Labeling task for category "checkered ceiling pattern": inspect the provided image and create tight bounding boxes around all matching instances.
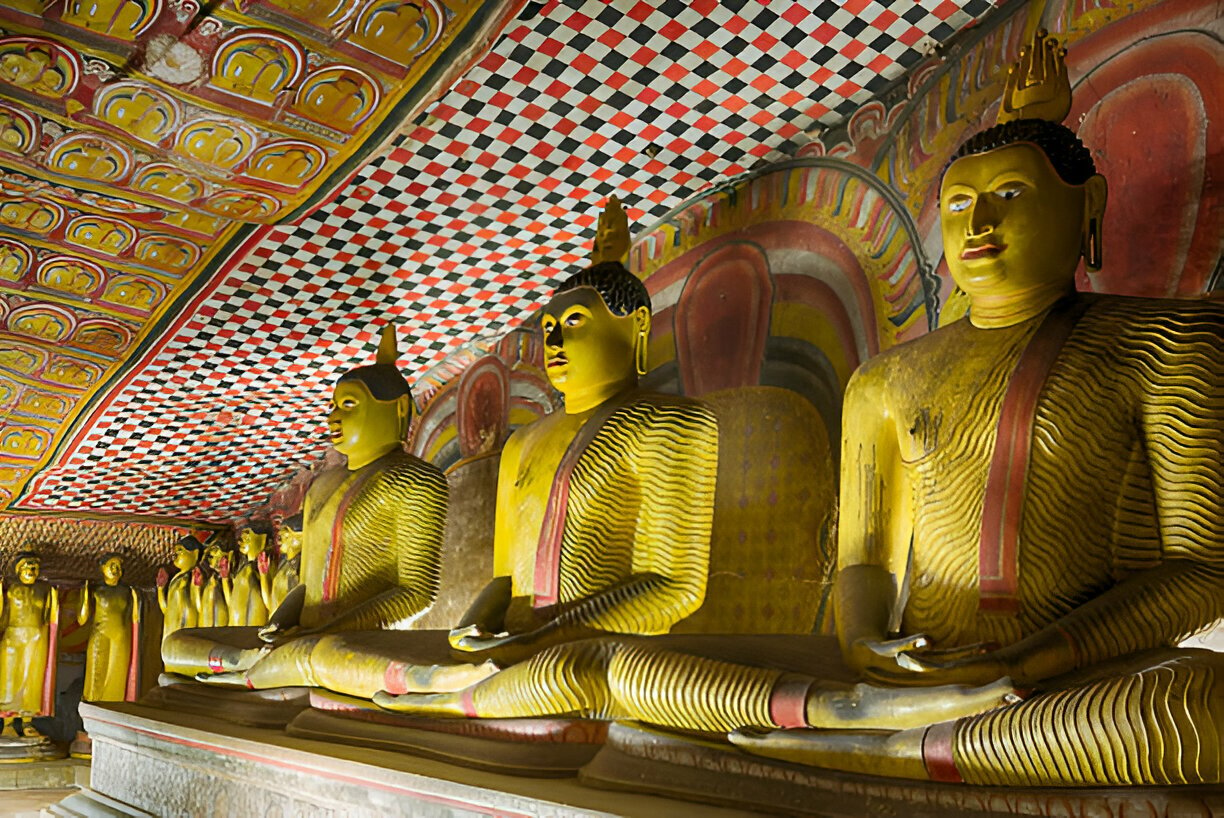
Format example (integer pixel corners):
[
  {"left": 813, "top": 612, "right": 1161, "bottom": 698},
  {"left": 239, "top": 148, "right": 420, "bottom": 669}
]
[{"left": 19, "top": 0, "right": 993, "bottom": 520}]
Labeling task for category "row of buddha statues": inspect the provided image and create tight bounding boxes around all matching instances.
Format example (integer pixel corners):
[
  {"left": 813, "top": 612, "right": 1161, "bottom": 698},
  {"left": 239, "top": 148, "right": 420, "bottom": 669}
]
[
  {"left": 3, "top": 34, "right": 1221, "bottom": 792},
  {"left": 0, "top": 527, "right": 302, "bottom": 745}
]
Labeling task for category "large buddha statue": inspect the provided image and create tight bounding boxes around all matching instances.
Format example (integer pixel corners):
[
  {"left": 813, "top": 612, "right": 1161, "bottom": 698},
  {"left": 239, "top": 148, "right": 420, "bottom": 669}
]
[
  {"left": 0, "top": 552, "right": 58, "bottom": 738},
  {"left": 550, "top": 33, "right": 1223, "bottom": 789},
  {"left": 164, "top": 326, "right": 449, "bottom": 683}
]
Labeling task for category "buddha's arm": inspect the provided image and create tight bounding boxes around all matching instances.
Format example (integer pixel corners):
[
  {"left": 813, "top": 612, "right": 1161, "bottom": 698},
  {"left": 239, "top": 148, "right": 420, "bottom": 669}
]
[
  {"left": 833, "top": 367, "right": 916, "bottom": 671},
  {"left": 317, "top": 466, "right": 448, "bottom": 632},
  {"left": 76, "top": 582, "right": 91, "bottom": 626},
  {"left": 543, "top": 403, "right": 720, "bottom": 637}
]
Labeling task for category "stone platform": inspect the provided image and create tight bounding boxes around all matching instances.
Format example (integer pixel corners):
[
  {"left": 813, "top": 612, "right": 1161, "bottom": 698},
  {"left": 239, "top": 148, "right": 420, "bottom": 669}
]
[{"left": 71, "top": 703, "right": 754, "bottom": 817}]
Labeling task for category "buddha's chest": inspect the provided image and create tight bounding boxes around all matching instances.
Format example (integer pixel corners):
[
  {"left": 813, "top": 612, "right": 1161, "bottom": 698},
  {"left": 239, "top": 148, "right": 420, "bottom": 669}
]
[
  {"left": 94, "top": 588, "right": 131, "bottom": 620},
  {"left": 6, "top": 586, "right": 44, "bottom": 621}
]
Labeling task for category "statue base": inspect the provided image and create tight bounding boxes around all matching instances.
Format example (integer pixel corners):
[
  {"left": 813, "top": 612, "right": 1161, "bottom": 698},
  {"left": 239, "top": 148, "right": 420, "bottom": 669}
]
[
  {"left": 0, "top": 733, "right": 67, "bottom": 763},
  {"left": 141, "top": 675, "right": 309, "bottom": 728},
  {"left": 69, "top": 730, "right": 91, "bottom": 759},
  {"left": 582, "top": 721, "right": 1224, "bottom": 817},
  {"left": 287, "top": 690, "right": 607, "bottom": 777},
  {"left": 73, "top": 702, "right": 740, "bottom": 817}
]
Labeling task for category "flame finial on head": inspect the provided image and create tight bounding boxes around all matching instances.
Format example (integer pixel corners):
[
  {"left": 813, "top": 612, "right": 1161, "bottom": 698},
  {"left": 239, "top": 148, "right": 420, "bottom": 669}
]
[
  {"left": 590, "top": 196, "right": 630, "bottom": 265},
  {"left": 376, "top": 323, "right": 399, "bottom": 366},
  {"left": 997, "top": 29, "right": 1072, "bottom": 125}
]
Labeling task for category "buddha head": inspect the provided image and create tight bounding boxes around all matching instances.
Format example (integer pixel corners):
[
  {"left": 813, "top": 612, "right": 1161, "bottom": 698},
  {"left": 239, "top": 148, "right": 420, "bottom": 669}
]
[
  {"left": 13, "top": 551, "right": 39, "bottom": 585},
  {"left": 99, "top": 553, "right": 124, "bottom": 586},
  {"left": 172, "top": 535, "right": 202, "bottom": 572},
  {"left": 544, "top": 260, "right": 651, "bottom": 413},
  {"left": 940, "top": 119, "right": 1106, "bottom": 303},
  {"left": 278, "top": 514, "right": 303, "bottom": 560},
  {"left": 238, "top": 525, "right": 269, "bottom": 560},
  {"left": 203, "top": 543, "right": 227, "bottom": 570},
  {"left": 330, "top": 325, "right": 413, "bottom": 469}
]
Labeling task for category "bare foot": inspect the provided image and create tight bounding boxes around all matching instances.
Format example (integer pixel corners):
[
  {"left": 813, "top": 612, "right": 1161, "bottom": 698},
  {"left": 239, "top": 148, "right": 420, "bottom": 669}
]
[
  {"left": 372, "top": 690, "right": 468, "bottom": 717},
  {"left": 20, "top": 723, "right": 40, "bottom": 739},
  {"left": 730, "top": 726, "right": 927, "bottom": 779},
  {"left": 806, "top": 676, "right": 1020, "bottom": 730},
  {"left": 194, "top": 671, "right": 249, "bottom": 688}
]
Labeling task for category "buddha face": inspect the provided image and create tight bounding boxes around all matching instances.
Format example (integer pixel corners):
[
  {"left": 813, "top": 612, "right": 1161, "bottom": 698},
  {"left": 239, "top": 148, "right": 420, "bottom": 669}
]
[
  {"left": 940, "top": 143, "right": 1105, "bottom": 299},
  {"left": 173, "top": 543, "right": 199, "bottom": 571},
  {"left": 238, "top": 529, "right": 266, "bottom": 558},
  {"left": 15, "top": 557, "right": 39, "bottom": 584},
  {"left": 541, "top": 286, "right": 645, "bottom": 401},
  {"left": 328, "top": 380, "right": 405, "bottom": 463},
  {"left": 278, "top": 527, "right": 302, "bottom": 559},
  {"left": 100, "top": 556, "right": 123, "bottom": 585}
]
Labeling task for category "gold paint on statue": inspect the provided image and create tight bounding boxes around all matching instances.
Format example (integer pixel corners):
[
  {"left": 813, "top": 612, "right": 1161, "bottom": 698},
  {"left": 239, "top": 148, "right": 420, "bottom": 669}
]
[
  {"left": 156, "top": 537, "right": 202, "bottom": 645},
  {"left": 262, "top": 516, "right": 302, "bottom": 615},
  {"left": 0, "top": 553, "right": 58, "bottom": 736},
  {"left": 226, "top": 529, "right": 270, "bottom": 627},
  {"left": 710, "top": 33, "right": 1224, "bottom": 787},
  {"left": 77, "top": 554, "right": 140, "bottom": 702},
  {"left": 195, "top": 544, "right": 230, "bottom": 629},
  {"left": 162, "top": 326, "right": 449, "bottom": 685}
]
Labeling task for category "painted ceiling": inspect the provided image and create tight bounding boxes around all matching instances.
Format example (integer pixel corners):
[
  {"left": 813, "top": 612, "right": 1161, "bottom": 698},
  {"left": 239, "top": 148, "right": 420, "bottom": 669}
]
[{"left": 0, "top": 0, "right": 992, "bottom": 523}]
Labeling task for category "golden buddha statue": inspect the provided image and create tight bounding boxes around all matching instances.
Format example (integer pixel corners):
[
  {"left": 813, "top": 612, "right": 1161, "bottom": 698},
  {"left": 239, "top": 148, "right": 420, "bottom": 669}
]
[
  {"left": 225, "top": 527, "right": 270, "bottom": 628},
  {"left": 163, "top": 326, "right": 449, "bottom": 685},
  {"left": 0, "top": 552, "right": 58, "bottom": 737},
  {"left": 155, "top": 536, "right": 202, "bottom": 645},
  {"left": 359, "top": 201, "right": 742, "bottom": 720},
  {"left": 535, "top": 33, "right": 1222, "bottom": 789},
  {"left": 77, "top": 554, "right": 140, "bottom": 702},
  {"left": 261, "top": 514, "right": 302, "bottom": 615},
  {"left": 194, "top": 544, "right": 230, "bottom": 629}
]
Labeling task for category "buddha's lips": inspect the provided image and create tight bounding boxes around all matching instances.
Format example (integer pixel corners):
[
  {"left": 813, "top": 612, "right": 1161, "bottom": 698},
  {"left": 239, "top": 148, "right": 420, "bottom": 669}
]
[
  {"left": 546, "top": 357, "right": 567, "bottom": 368},
  {"left": 960, "top": 243, "right": 1005, "bottom": 260}
]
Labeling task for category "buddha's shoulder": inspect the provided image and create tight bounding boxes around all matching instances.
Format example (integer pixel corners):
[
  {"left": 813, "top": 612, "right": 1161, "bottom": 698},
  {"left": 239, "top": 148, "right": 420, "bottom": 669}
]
[
  {"left": 1082, "top": 293, "right": 1224, "bottom": 326},
  {"left": 371, "top": 451, "right": 447, "bottom": 497},
  {"left": 620, "top": 390, "right": 718, "bottom": 429},
  {"left": 849, "top": 319, "right": 973, "bottom": 388}
]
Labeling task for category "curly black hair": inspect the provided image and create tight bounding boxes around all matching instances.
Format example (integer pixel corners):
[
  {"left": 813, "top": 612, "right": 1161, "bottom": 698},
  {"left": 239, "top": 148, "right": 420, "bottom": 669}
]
[
  {"left": 945, "top": 118, "right": 1096, "bottom": 185},
  {"left": 554, "top": 261, "right": 651, "bottom": 316}
]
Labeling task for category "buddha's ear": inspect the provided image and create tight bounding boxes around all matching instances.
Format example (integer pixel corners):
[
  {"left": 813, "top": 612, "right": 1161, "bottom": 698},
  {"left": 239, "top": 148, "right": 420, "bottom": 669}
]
[
  {"left": 1082, "top": 174, "right": 1107, "bottom": 271},
  {"left": 632, "top": 305, "right": 651, "bottom": 337},
  {"left": 394, "top": 393, "right": 413, "bottom": 437},
  {"left": 1084, "top": 173, "right": 1107, "bottom": 222}
]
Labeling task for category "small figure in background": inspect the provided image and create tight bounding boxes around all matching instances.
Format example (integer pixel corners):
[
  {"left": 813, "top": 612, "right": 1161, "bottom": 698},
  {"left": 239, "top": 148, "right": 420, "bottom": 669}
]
[
  {"left": 226, "top": 526, "right": 270, "bottom": 627},
  {"left": 156, "top": 536, "right": 202, "bottom": 645},
  {"left": 195, "top": 543, "right": 231, "bottom": 629},
  {"left": 78, "top": 553, "right": 140, "bottom": 703},
  {"left": 0, "top": 551, "right": 58, "bottom": 738},
  {"left": 260, "top": 514, "right": 302, "bottom": 616}
]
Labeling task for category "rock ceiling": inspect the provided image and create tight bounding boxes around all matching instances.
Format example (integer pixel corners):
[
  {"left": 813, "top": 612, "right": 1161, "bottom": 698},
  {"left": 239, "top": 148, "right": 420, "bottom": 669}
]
[{"left": 0, "top": 0, "right": 990, "bottom": 523}]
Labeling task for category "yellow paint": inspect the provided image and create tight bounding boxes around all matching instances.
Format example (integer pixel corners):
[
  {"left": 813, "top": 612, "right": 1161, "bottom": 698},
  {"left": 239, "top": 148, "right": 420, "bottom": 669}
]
[{"left": 769, "top": 301, "right": 853, "bottom": 388}]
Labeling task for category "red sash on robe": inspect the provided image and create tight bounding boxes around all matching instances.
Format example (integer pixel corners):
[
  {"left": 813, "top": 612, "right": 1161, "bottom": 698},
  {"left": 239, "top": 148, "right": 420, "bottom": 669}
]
[
  {"left": 125, "top": 592, "right": 141, "bottom": 702},
  {"left": 321, "top": 465, "right": 380, "bottom": 604},
  {"left": 978, "top": 297, "right": 1089, "bottom": 613},
  {"left": 532, "top": 398, "right": 627, "bottom": 609},
  {"left": 41, "top": 586, "right": 58, "bottom": 716}
]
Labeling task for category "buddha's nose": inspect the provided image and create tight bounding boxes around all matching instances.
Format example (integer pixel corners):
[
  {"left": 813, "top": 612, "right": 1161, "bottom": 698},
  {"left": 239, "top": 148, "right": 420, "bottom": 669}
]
[{"left": 545, "top": 322, "right": 563, "bottom": 348}]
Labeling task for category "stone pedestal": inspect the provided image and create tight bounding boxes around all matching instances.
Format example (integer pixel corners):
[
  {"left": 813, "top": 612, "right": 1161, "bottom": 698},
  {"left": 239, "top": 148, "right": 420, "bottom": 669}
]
[
  {"left": 581, "top": 722, "right": 1224, "bottom": 818},
  {"left": 72, "top": 703, "right": 747, "bottom": 817}
]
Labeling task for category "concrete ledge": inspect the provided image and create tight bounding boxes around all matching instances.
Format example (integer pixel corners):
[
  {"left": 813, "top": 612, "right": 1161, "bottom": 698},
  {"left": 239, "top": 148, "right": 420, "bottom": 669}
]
[
  {"left": 0, "top": 758, "right": 87, "bottom": 791},
  {"left": 78, "top": 703, "right": 752, "bottom": 817}
]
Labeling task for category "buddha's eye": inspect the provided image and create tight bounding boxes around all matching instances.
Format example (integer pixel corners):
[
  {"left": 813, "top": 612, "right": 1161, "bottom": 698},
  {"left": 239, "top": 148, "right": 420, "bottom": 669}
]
[
  {"left": 996, "top": 183, "right": 1025, "bottom": 200},
  {"left": 564, "top": 313, "right": 584, "bottom": 327},
  {"left": 946, "top": 195, "right": 972, "bottom": 213}
]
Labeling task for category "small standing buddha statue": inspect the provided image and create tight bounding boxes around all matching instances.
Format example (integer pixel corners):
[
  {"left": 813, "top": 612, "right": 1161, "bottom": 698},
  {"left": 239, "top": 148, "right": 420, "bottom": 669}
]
[
  {"left": 572, "top": 32, "right": 1222, "bottom": 789},
  {"left": 77, "top": 553, "right": 140, "bottom": 703},
  {"left": 225, "top": 526, "right": 271, "bottom": 628},
  {"left": 156, "top": 536, "right": 202, "bottom": 645},
  {"left": 195, "top": 543, "right": 230, "bottom": 629},
  {"left": 260, "top": 514, "right": 302, "bottom": 615},
  {"left": 163, "top": 325, "right": 450, "bottom": 684},
  {"left": 0, "top": 551, "right": 58, "bottom": 739}
]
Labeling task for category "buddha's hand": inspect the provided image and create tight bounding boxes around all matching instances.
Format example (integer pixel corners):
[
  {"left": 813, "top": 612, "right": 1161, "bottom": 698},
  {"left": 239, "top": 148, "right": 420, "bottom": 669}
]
[
  {"left": 847, "top": 634, "right": 932, "bottom": 680},
  {"left": 258, "top": 623, "right": 314, "bottom": 646},
  {"left": 191, "top": 566, "right": 204, "bottom": 586},
  {"left": 257, "top": 552, "right": 270, "bottom": 575},
  {"left": 217, "top": 556, "right": 230, "bottom": 580},
  {"left": 448, "top": 625, "right": 519, "bottom": 654},
  {"left": 155, "top": 568, "right": 169, "bottom": 588},
  {"left": 875, "top": 640, "right": 1017, "bottom": 687}
]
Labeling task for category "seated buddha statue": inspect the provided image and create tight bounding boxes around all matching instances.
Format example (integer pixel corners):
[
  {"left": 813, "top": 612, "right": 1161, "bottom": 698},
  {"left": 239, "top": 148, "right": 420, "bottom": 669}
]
[
  {"left": 0, "top": 552, "right": 58, "bottom": 738},
  {"left": 552, "top": 33, "right": 1222, "bottom": 789},
  {"left": 164, "top": 326, "right": 449, "bottom": 682},
  {"left": 77, "top": 553, "right": 140, "bottom": 702},
  {"left": 225, "top": 526, "right": 270, "bottom": 627},
  {"left": 155, "top": 536, "right": 202, "bottom": 645}
]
